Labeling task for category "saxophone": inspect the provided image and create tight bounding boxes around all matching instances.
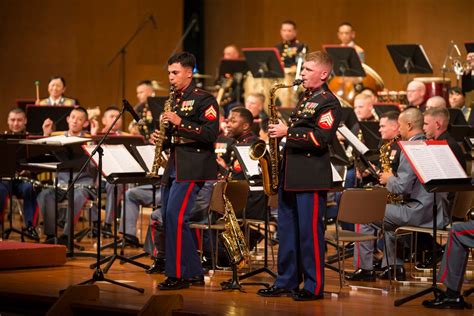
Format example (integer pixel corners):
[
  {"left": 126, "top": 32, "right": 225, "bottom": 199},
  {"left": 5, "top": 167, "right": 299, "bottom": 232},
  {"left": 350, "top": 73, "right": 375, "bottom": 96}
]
[
  {"left": 219, "top": 189, "right": 250, "bottom": 270},
  {"left": 147, "top": 86, "right": 175, "bottom": 178},
  {"left": 249, "top": 79, "right": 303, "bottom": 195},
  {"left": 379, "top": 136, "right": 403, "bottom": 204}
]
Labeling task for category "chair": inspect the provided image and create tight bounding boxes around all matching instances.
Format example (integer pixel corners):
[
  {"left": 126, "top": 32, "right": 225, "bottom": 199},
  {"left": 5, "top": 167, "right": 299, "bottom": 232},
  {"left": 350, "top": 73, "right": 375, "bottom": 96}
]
[
  {"left": 189, "top": 180, "right": 249, "bottom": 271},
  {"left": 324, "top": 187, "right": 389, "bottom": 293},
  {"left": 393, "top": 190, "right": 474, "bottom": 283}
]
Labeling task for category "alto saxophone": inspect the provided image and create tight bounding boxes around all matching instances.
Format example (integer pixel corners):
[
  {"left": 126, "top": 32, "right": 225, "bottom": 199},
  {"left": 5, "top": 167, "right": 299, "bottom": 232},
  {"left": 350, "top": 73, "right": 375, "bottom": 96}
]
[
  {"left": 219, "top": 188, "right": 250, "bottom": 270},
  {"left": 379, "top": 136, "right": 403, "bottom": 204},
  {"left": 249, "top": 79, "right": 303, "bottom": 195},
  {"left": 147, "top": 86, "right": 175, "bottom": 178}
]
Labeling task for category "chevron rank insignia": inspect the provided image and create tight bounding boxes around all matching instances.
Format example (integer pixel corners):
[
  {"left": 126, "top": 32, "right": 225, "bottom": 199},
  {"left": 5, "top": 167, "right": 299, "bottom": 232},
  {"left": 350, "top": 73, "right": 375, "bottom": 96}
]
[
  {"left": 318, "top": 110, "right": 334, "bottom": 129},
  {"left": 204, "top": 105, "right": 217, "bottom": 120}
]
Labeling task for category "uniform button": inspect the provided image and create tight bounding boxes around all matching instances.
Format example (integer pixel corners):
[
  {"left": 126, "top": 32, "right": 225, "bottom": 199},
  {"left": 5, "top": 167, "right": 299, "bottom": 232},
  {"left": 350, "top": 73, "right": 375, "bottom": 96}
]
[
  {"left": 181, "top": 124, "right": 184, "bottom": 127},
  {"left": 291, "top": 123, "right": 294, "bottom": 127},
  {"left": 296, "top": 133, "right": 299, "bottom": 137},
  {"left": 188, "top": 125, "right": 192, "bottom": 128},
  {"left": 288, "top": 133, "right": 292, "bottom": 136},
  {"left": 195, "top": 128, "right": 199, "bottom": 131},
  {"left": 297, "top": 111, "right": 301, "bottom": 114},
  {"left": 306, "top": 153, "right": 310, "bottom": 157},
  {"left": 303, "top": 134, "right": 307, "bottom": 138},
  {"left": 303, "top": 115, "right": 307, "bottom": 117},
  {"left": 197, "top": 149, "right": 201, "bottom": 152}
]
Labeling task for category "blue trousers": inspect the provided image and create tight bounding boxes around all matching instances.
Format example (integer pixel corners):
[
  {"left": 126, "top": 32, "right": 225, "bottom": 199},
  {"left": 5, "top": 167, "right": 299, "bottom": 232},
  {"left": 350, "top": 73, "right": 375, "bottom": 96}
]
[
  {"left": 0, "top": 180, "right": 38, "bottom": 227},
  {"left": 275, "top": 188, "right": 327, "bottom": 295},
  {"left": 162, "top": 178, "right": 204, "bottom": 279}
]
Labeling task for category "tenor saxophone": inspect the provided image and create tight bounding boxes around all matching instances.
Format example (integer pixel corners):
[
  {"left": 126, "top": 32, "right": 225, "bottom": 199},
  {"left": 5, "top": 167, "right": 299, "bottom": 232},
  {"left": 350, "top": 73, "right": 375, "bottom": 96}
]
[
  {"left": 249, "top": 79, "right": 303, "bottom": 195},
  {"left": 379, "top": 136, "right": 403, "bottom": 204},
  {"left": 147, "top": 86, "right": 175, "bottom": 178}
]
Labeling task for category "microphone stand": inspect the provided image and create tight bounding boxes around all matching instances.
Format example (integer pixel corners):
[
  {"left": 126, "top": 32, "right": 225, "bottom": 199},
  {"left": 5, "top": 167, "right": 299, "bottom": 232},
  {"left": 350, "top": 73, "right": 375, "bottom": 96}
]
[
  {"left": 108, "top": 15, "right": 155, "bottom": 100},
  {"left": 68, "top": 100, "right": 144, "bottom": 293},
  {"left": 164, "top": 18, "right": 197, "bottom": 69}
]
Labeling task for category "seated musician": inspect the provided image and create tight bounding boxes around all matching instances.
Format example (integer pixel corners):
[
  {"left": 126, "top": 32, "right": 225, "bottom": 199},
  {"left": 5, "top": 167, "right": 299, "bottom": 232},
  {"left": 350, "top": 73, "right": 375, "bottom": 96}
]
[
  {"left": 128, "top": 80, "right": 155, "bottom": 138},
  {"left": 337, "top": 22, "right": 365, "bottom": 62},
  {"left": 0, "top": 108, "right": 39, "bottom": 239},
  {"left": 38, "top": 106, "right": 98, "bottom": 243},
  {"left": 217, "top": 44, "right": 244, "bottom": 117},
  {"left": 348, "top": 108, "right": 449, "bottom": 281},
  {"left": 244, "top": 93, "right": 269, "bottom": 140},
  {"left": 425, "top": 96, "right": 447, "bottom": 110},
  {"left": 406, "top": 80, "right": 427, "bottom": 111},
  {"left": 36, "top": 76, "right": 76, "bottom": 106},
  {"left": 449, "top": 87, "right": 474, "bottom": 125}
]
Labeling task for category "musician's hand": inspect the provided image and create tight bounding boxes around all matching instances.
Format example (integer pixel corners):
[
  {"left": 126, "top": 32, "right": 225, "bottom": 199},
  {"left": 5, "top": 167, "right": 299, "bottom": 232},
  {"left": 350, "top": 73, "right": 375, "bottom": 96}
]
[
  {"left": 336, "top": 131, "right": 346, "bottom": 142},
  {"left": 162, "top": 112, "right": 182, "bottom": 126},
  {"left": 268, "top": 120, "right": 288, "bottom": 138},
  {"left": 89, "top": 118, "right": 99, "bottom": 136},
  {"left": 379, "top": 170, "right": 393, "bottom": 185},
  {"left": 216, "top": 156, "right": 227, "bottom": 169},
  {"left": 42, "top": 118, "right": 54, "bottom": 136},
  {"left": 150, "top": 129, "right": 166, "bottom": 146}
]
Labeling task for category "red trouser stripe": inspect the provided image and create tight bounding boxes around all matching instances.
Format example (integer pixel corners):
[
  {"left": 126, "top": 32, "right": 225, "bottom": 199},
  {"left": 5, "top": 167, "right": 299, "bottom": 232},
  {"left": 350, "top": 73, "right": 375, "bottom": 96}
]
[
  {"left": 195, "top": 229, "right": 202, "bottom": 251},
  {"left": 312, "top": 192, "right": 321, "bottom": 295},
  {"left": 32, "top": 205, "right": 39, "bottom": 226},
  {"left": 440, "top": 228, "right": 474, "bottom": 283},
  {"left": 176, "top": 182, "right": 195, "bottom": 278},
  {"left": 151, "top": 220, "right": 158, "bottom": 257}
]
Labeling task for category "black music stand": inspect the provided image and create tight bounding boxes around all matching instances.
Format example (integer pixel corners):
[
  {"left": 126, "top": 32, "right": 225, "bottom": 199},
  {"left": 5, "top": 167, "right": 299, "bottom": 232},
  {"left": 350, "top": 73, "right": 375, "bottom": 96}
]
[
  {"left": 147, "top": 96, "right": 167, "bottom": 129},
  {"left": 25, "top": 105, "right": 72, "bottom": 135},
  {"left": 359, "top": 121, "right": 382, "bottom": 151},
  {"left": 373, "top": 103, "right": 401, "bottom": 117},
  {"left": 448, "top": 108, "right": 468, "bottom": 126},
  {"left": 387, "top": 44, "right": 432, "bottom": 86},
  {"left": 340, "top": 107, "right": 359, "bottom": 130},
  {"left": 323, "top": 45, "right": 365, "bottom": 77},
  {"left": 242, "top": 48, "right": 285, "bottom": 79},
  {"left": 464, "top": 42, "right": 474, "bottom": 53},
  {"left": 218, "top": 59, "right": 249, "bottom": 77}
]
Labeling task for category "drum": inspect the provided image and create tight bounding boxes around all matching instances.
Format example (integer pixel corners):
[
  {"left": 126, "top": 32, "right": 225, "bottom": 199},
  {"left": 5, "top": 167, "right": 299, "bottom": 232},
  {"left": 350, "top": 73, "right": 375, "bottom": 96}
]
[
  {"left": 413, "top": 77, "right": 450, "bottom": 103},
  {"left": 328, "top": 63, "right": 384, "bottom": 105}
]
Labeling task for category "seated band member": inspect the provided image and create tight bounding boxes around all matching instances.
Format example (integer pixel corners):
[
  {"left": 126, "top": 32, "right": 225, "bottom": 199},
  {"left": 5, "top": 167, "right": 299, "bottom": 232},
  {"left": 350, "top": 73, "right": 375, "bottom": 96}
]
[
  {"left": 422, "top": 220, "right": 473, "bottom": 310},
  {"left": 218, "top": 44, "right": 245, "bottom": 116},
  {"left": 425, "top": 96, "right": 447, "bottom": 110},
  {"left": 348, "top": 108, "right": 449, "bottom": 281},
  {"left": 38, "top": 107, "right": 97, "bottom": 242},
  {"left": 449, "top": 86, "right": 474, "bottom": 125},
  {"left": 155, "top": 52, "right": 219, "bottom": 290},
  {"left": 36, "top": 76, "right": 76, "bottom": 106},
  {"left": 258, "top": 51, "right": 342, "bottom": 301},
  {"left": 0, "top": 108, "right": 39, "bottom": 239},
  {"left": 244, "top": 93, "right": 269, "bottom": 140},
  {"left": 337, "top": 22, "right": 365, "bottom": 62},
  {"left": 406, "top": 80, "right": 427, "bottom": 111}
]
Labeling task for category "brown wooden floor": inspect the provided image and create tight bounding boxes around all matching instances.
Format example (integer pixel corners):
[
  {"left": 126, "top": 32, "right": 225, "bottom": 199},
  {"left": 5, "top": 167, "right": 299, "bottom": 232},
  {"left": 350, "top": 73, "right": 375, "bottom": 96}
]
[{"left": 1, "top": 214, "right": 474, "bottom": 315}]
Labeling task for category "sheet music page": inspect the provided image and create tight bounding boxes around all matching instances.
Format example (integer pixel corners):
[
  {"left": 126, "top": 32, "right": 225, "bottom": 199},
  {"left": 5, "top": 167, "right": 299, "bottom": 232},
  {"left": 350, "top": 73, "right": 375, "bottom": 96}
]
[
  {"left": 83, "top": 144, "right": 144, "bottom": 176},
  {"left": 331, "top": 163, "right": 343, "bottom": 182},
  {"left": 136, "top": 145, "right": 165, "bottom": 175},
  {"left": 419, "top": 44, "right": 433, "bottom": 70},
  {"left": 337, "top": 125, "right": 369, "bottom": 155},
  {"left": 22, "top": 135, "right": 91, "bottom": 145},
  {"left": 234, "top": 145, "right": 261, "bottom": 177},
  {"left": 428, "top": 144, "right": 467, "bottom": 179}
]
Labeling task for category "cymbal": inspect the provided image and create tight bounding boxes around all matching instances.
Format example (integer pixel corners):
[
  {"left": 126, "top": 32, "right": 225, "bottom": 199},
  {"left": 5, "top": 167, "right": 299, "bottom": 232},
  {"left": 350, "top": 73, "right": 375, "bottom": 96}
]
[
  {"left": 192, "top": 73, "right": 212, "bottom": 79},
  {"left": 151, "top": 80, "right": 167, "bottom": 91}
]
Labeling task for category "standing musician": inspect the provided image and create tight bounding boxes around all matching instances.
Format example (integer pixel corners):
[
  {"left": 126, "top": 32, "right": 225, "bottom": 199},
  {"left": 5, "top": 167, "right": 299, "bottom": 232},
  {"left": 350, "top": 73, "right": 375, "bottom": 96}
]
[
  {"left": 337, "top": 22, "right": 365, "bottom": 62},
  {"left": 36, "top": 76, "right": 76, "bottom": 106},
  {"left": 152, "top": 52, "right": 219, "bottom": 290},
  {"left": 217, "top": 44, "right": 245, "bottom": 116},
  {"left": 258, "top": 51, "right": 342, "bottom": 301},
  {"left": 275, "top": 20, "right": 307, "bottom": 108}
]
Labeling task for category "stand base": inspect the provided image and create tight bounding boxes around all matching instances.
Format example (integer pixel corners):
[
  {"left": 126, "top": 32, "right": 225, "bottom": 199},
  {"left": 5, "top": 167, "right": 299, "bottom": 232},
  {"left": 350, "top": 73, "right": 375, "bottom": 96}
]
[
  {"left": 239, "top": 266, "right": 276, "bottom": 282},
  {"left": 90, "top": 254, "right": 149, "bottom": 273},
  {"left": 78, "top": 268, "right": 144, "bottom": 293},
  {"left": 3, "top": 227, "right": 39, "bottom": 242},
  {"left": 464, "top": 288, "right": 474, "bottom": 297},
  {"left": 221, "top": 265, "right": 245, "bottom": 292},
  {"left": 394, "top": 285, "right": 444, "bottom": 306}
]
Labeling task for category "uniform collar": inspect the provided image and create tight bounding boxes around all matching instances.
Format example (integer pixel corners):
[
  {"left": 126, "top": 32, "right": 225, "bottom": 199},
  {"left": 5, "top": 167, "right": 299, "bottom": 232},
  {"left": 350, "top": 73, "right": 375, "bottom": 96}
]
[
  {"left": 236, "top": 131, "right": 255, "bottom": 143},
  {"left": 177, "top": 81, "right": 196, "bottom": 100}
]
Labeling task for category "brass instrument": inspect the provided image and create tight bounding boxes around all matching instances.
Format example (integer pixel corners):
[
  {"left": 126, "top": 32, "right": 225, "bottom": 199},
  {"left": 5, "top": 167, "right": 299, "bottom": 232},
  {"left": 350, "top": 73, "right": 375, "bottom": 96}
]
[
  {"left": 147, "top": 86, "right": 175, "bottom": 177},
  {"left": 379, "top": 136, "right": 403, "bottom": 204},
  {"left": 34, "top": 80, "right": 40, "bottom": 104},
  {"left": 249, "top": 79, "right": 303, "bottom": 195},
  {"left": 219, "top": 189, "right": 250, "bottom": 270}
]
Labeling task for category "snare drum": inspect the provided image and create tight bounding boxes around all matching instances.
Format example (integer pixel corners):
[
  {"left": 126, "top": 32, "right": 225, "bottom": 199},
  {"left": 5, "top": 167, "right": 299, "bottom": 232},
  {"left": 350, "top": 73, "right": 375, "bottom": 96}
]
[{"left": 413, "top": 77, "right": 451, "bottom": 103}]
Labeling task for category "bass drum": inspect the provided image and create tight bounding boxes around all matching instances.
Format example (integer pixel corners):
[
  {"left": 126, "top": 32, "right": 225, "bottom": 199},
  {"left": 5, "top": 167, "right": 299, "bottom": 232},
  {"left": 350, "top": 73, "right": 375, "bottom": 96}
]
[
  {"left": 413, "top": 77, "right": 450, "bottom": 103},
  {"left": 328, "top": 63, "right": 385, "bottom": 106}
]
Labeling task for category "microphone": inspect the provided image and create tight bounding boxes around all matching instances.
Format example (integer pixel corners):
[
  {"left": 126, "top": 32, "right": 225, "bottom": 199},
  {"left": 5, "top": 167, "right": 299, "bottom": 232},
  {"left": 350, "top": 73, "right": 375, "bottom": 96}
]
[
  {"left": 149, "top": 14, "right": 157, "bottom": 29},
  {"left": 122, "top": 99, "right": 144, "bottom": 124}
]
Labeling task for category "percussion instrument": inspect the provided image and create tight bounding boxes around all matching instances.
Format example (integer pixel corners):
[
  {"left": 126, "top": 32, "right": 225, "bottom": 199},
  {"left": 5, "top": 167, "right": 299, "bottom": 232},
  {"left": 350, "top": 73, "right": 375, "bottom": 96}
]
[
  {"left": 413, "top": 77, "right": 451, "bottom": 103},
  {"left": 328, "top": 63, "right": 385, "bottom": 105}
]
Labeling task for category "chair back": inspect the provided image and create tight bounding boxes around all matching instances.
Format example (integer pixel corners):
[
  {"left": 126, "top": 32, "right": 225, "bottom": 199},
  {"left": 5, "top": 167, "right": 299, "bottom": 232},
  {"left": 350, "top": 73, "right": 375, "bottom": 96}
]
[
  {"left": 224, "top": 180, "right": 249, "bottom": 218},
  {"left": 208, "top": 181, "right": 226, "bottom": 214},
  {"left": 451, "top": 191, "right": 474, "bottom": 219},
  {"left": 338, "top": 188, "right": 388, "bottom": 225}
]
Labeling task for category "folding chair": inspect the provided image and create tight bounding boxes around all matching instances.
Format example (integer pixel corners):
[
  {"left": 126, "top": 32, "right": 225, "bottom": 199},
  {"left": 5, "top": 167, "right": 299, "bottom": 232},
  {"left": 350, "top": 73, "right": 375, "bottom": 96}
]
[{"left": 325, "top": 187, "right": 389, "bottom": 293}]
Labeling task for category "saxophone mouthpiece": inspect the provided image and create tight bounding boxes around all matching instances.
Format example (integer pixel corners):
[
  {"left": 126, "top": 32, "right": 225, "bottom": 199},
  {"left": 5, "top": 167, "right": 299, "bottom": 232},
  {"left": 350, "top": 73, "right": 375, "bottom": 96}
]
[{"left": 293, "top": 79, "right": 303, "bottom": 86}]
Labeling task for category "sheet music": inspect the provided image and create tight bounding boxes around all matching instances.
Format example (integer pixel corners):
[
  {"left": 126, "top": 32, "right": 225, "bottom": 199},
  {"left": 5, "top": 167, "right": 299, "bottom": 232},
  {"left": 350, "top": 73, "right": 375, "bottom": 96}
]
[
  {"left": 234, "top": 145, "right": 261, "bottom": 177},
  {"left": 83, "top": 144, "right": 144, "bottom": 176},
  {"left": 331, "top": 163, "right": 343, "bottom": 182},
  {"left": 419, "top": 45, "right": 433, "bottom": 70},
  {"left": 337, "top": 125, "right": 369, "bottom": 155},
  {"left": 21, "top": 135, "right": 91, "bottom": 146},
  {"left": 400, "top": 141, "right": 468, "bottom": 183},
  {"left": 21, "top": 162, "right": 60, "bottom": 170},
  {"left": 135, "top": 145, "right": 165, "bottom": 175}
]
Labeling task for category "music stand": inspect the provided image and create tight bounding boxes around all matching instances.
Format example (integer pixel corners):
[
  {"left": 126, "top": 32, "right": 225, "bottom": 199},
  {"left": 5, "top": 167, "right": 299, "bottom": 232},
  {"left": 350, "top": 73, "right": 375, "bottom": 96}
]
[
  {"left": 147, "top": 96, "right": 167, "bottom": 129},
  {"left": 218, "top": 59, "right": 249, "bottom": 77},
  {"left": 323, "top": 45, "right": 365, "bottom": 77},
  {"left": 447, "top": 108, "right": 468, "bottom": 126},
  {"left": 373, "top": 103, "right": 401, "bottom": 118},
  {"left": 340, "top": 108, "right": 359, "bottom": 130},
  {"left": 25, "top": 105, "right": 72, "bottom": 135},
  {"left": 242, "top": 48, "right": 285, "bottom": 79},
  {"left": 329, "top": 136, "right": 350, "bottom": 166},
  {"left": 464, "top": 41, "right": 474, "bottom": 53},
  {"left": 359, "top": 121, "right": 382, "bottom": 151},
  {"left": 386, "top": 44, "right": 432, "bottom": 87}
]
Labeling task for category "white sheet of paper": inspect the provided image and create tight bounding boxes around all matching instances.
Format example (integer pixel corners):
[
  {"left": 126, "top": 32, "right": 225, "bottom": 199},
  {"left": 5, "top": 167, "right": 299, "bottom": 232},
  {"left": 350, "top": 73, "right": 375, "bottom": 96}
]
[
  {"left": 135, "top": 145, "right": 165, "bottom": 175},
  {"left": 234, "top": 145, "right": 261, "bottom": 177},
  {"left": 83, "top": 144, "right": 144, "bottom": 176},
  {"left": 337, "top": 125, "right": 369, "bottom": 155},
  {"left": 22, "top": 135, "right": 91, "bottom": 146}
]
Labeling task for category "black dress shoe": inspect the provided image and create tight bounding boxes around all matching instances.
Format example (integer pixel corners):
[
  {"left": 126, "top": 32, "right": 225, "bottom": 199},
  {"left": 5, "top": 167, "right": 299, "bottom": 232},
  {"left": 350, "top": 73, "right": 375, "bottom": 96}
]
[
  {"left": 187, "top": 275, "right": 205, "bottom": 286},
  {"left": 257, "top": 285, "right": 293, "bottom": 297},
  {"left": 416, "top": 249, "right": 444, "bottom": 269},
  {"left": 378, "top": 265, "right": 406, "bottom": 281},
  {"left": 57, "top": 234, "right": 68, "bottom": 245},
  {"left": 292, "top": 289, "right": 324, "bottom": 301},
  {"left": 345, "top": 268, "right": 376, "bottom": 281},
  {"left": 123, "top": 234, "right": 140, "bottom": 247},
  {"left": 158, "top": 277, "right": 190, "bottom": 290},
  {"left": 146, "top": 258, "right": 165, "bottom": 274},
  {"left": 24, "top": 226, "right": 39, "bottom": 240},
  {"left": 423, "top": 292, "right": 472, "bottom": 309},
  {"left": 102, "top": 223, "right": 113, "bottom": 238}
]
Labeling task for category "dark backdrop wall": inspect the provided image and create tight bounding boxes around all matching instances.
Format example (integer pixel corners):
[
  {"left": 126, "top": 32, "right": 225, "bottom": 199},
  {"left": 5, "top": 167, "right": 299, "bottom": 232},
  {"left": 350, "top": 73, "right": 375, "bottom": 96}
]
[
  {"left": 0, "top": 0, "right": 182, "bottom": 131},
  {"left": 204, "top": 0, "right": 474, "bottom": 95}
]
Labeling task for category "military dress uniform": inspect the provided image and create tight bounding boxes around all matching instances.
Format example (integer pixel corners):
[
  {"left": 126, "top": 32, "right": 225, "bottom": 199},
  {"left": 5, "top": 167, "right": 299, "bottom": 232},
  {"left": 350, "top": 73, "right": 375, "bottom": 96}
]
[
  {"left": 275, "top": 83, "right": 342, "bottom": 296},
  {"left": 161, "top": 82, "right": 219, "bottom": 281},
  {"left": 37, "top": 97, "right": 76, "bottom": 106}
]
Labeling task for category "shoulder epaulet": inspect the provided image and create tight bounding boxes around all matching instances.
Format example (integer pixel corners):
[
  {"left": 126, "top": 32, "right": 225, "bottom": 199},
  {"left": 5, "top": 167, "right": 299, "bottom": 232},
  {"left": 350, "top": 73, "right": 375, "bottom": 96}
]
[{"left": 193, "top": 87, "right": 210, "bottom": 96}]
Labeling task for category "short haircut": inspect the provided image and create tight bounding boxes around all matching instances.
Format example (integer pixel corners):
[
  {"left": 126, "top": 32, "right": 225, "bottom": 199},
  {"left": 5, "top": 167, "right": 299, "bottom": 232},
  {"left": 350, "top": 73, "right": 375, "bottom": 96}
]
[
  {"left": 305, "top": 51, "right": 333, "bottom": 68},
  {"left": 49, "top": 76, "right": 66, "bottom": 87},
  {"left": 71, "top": 106, "right": 88, "bottom": 120},
  {"left": 401, "top": 107, "right": 423, "bottom": 130},
  {"left": 354, "top": 92, "right": 373, "bottom": 103},
  {"left": 230, "top": 107, "right": 254, "bottom": 126},
  {"left": 338, "top": 22, "right": 353, "bottom": 29},
  {"left": 426, "top": 96, "right": 447, "bottom": 109},
  {"left": 281, "top": 20, "right": 297, "bottom": 29},
  {"left": 449, "top": 86, "right": 465, "bottom": 96},
  {"left": 137, "top": 80, "right": 153, "bottom": 87},
  {"left": 424, "top": 107, "right": 450, "bottom": 122},
  {"left": 249, "top": 92, "right": 265, "bottom": 104},
  {"left": 104, "top": 106, "right": 120, "bottom": 114},
  {"left": 380, "top": 110, "right": 399, "bottom": 122},
  {"left": 8, "top": 108, "right": 26, "bottom": 116},
  {"left": 167, "top": 52, "right": 196, "bottom": 69}
]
